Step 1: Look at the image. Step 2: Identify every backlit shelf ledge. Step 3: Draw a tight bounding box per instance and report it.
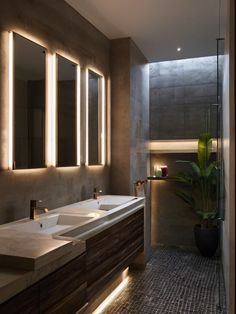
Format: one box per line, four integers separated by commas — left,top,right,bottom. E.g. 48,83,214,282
148,139,217,154
147,176,174,181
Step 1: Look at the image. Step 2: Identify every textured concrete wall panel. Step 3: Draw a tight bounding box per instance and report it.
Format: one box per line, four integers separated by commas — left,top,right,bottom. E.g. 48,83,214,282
149,56,217,140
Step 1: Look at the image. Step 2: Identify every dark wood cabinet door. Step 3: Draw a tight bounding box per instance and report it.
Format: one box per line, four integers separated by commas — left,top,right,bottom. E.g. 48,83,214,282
0,283,39,314
86,209,144,299
39,253,86,313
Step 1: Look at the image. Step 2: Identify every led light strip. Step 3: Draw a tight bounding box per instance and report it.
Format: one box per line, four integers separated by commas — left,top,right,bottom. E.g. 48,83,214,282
93,276,129,314
76,65,81,166
101,76,106,165
86,68,106,166
85,68,89,165
8,31,13,170
46,53,56,166
149,139,218,153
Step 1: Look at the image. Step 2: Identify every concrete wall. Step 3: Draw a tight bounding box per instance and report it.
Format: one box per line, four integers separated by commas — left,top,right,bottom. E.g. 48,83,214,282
110,38,149,195
150,56,217,140
110,38,130,194
130,41,150,191
150,154,197,248
221,0,235,313
0,0,110,224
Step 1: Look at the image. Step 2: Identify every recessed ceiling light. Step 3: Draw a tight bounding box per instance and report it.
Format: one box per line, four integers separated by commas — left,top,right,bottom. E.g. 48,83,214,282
177,47,182,52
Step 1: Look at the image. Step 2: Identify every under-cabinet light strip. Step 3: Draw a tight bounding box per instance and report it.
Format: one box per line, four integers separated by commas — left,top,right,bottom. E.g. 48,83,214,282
93,276,129,314
76,66,81,166
8,31,14,170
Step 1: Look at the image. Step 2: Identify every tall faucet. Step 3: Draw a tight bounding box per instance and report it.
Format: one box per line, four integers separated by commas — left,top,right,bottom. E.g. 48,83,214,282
93,188,102,200
30,200,48,220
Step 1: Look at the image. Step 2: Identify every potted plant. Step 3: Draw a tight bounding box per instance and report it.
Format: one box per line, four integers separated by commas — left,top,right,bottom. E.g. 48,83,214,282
174,133,219,257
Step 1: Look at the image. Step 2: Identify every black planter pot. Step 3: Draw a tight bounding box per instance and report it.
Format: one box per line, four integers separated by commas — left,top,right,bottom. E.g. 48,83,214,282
194,224,219,257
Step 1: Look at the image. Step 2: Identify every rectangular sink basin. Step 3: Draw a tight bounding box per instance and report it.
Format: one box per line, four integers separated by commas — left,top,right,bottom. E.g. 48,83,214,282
8,214,93,235
99,204,118,211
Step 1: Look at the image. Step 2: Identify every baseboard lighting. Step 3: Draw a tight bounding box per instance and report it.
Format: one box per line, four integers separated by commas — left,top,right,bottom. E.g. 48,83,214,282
93,274,129,314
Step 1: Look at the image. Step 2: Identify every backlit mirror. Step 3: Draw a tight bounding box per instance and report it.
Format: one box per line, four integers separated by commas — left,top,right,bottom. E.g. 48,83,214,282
87,69,104,165
57,55,78,167
14,33,46,169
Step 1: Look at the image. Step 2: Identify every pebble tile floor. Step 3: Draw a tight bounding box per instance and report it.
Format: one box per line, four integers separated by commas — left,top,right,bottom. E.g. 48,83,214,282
102,247,227,314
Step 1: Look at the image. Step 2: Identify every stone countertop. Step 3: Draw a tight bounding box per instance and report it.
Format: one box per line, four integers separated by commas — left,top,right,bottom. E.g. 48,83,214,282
0,234,85,304
0,229,81,270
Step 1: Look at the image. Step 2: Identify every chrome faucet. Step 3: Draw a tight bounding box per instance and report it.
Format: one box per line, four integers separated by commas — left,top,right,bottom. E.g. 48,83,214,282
30,200,48,220
93,188,102,200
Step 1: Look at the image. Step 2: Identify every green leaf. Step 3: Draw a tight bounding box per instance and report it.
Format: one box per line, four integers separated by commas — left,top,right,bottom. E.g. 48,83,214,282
198,133,212,171
206,163,217,177
172,174,193,185
175,191,195,209
196,210,217,220
189,162,201,176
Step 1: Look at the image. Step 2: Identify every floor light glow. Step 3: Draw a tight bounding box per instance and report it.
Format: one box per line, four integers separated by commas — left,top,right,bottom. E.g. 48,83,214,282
93,276,129,314
77,65,81,165
8,31,13,170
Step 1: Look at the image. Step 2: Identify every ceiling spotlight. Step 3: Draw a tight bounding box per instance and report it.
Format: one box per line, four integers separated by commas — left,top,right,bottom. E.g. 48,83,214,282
177,47,182,52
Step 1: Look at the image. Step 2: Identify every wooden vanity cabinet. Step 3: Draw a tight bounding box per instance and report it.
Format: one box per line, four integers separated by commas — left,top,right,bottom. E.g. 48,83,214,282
39,252,86,313
0,283,39,314
86,208,144,300
0,253,87,314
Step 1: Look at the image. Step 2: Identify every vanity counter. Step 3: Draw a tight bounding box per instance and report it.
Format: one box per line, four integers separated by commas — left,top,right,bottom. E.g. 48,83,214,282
0,195,145,308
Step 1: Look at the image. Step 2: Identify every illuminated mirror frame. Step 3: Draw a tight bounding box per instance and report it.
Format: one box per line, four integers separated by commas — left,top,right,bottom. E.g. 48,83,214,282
8,31,48,170
55,54,81,167
86,68,106,166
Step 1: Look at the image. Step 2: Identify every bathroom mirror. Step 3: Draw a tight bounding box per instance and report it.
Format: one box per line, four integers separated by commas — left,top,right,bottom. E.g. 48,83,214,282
14,33,46,169
57,55,77,167
87,70,103,165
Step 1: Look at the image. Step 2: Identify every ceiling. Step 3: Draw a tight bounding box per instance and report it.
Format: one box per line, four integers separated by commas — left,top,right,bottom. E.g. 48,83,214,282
65,0,225,62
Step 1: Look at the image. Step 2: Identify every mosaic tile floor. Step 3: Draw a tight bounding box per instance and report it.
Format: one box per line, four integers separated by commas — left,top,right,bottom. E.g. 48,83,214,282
103,247,227,314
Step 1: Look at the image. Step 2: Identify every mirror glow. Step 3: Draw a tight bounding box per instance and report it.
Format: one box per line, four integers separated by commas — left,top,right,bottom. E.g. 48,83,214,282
76,65,81,166
86,68,106,166
46,53,56,167
8,31,13,170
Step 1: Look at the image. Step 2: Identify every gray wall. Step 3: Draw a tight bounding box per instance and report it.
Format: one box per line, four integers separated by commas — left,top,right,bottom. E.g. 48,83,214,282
150,154,199,248
130,41,150,190
110,38,149,195
0,0,110,224
150,56,217,140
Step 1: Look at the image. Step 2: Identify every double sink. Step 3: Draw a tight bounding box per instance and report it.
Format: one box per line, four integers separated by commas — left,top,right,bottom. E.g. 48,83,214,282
3,195,138,238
